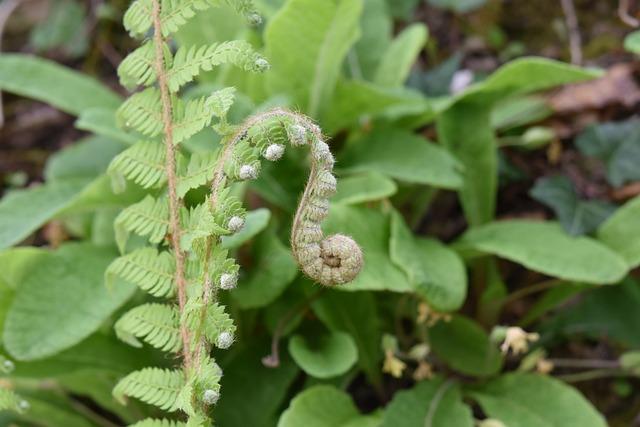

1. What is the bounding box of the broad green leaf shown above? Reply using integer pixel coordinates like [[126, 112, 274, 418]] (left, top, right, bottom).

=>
[[519, 283, 589, 327], [530, 175, 615, 236], [323, 205, 412, 292], [29, 0, 87, 57], [232, 226, 298, 308], [221, 208, 271, 249], [339, 128, 463, 189], [352, 0, 392, 80], [438, 59, 601, 226], [427, 0, 486, 13], [374, 24, 428, 87], [3, 244, 135, 360], [265, 0, 364, 117], [288, 331, 358, 378], [469, 373, 606, 427], [457, 220, 628, 284], [333, 172, 397, 205], [0, 179, 90, 250], [0, 54, 121, 115], [624, 30, 640, 54], [390, 211, 467, 312], [598, 195, 640, 268], [386, 0, 421, 18], [278, 385, 366, 427], [381, 377, 473, 427], [541, 278, 640, 347], [576, 120, 640, 187], [429, 315, 503, 377], [313, 291, 382, 386], [13, 390, 95, 427], [217, 341, 299, 427], [325, 79, 433, 132], [75, 108, 138, 144], [45, 136, 125, 181]]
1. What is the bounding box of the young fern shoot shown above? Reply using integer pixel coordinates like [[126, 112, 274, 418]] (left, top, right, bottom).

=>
[[106, 0, 362, 425]]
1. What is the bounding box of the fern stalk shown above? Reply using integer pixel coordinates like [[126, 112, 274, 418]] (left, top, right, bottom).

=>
[[150, 0, 192, 369]]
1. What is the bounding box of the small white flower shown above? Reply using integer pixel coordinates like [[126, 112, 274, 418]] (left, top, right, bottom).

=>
[[202, 389, 220, 405], [2, 360, 15, 373], [219, 272, 238, 290], [264, 144, 285, 161], [239, 164, 258, 180], [217, 331, 235, 349], [227, 216, 245, 233], [254, 58, 270, 72], [500, 327, 540, 355]]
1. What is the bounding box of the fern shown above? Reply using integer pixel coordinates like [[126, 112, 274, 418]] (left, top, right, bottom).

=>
[[130, 419, 186, 427], [123, 0, 153, 37], [115, 195, 170, 252], [117, 88, 164, 137], [177, 151, 218, 198], [114, 367, 184, 411], [108, 141, 168, 192], [106, 247, 176, 297], [167, 41, 268, 92], [0, 388, 27, 414], [173, 96, 215, 144], [115, 303, 182, 352]]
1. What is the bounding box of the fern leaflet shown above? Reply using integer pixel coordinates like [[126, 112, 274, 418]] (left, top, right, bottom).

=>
[[173, 97, 215, 145], [108, 141, 168, 192], [177, 150, 218, 198], [106, 247, 176, 297], [117, 88, 164, 137], [115, 195, 170, 252], [0, 388, 27, 414], [130, 419, 186, 427], [114, 367, 184, 411], [115, 303, 182, 352]]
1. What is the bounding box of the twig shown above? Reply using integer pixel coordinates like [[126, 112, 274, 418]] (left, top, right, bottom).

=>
[[555, 368, 624, 383], [548, 358, 620, 369], [150, 0, 192, 370], [619, 0, 640, 27], [0, 0, 24, 129], [560, 0, 583, 65], [502, 279, 562, 306]]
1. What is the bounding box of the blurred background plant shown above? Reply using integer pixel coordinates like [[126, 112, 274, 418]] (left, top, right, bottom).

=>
[[1, 0, 640, 426]]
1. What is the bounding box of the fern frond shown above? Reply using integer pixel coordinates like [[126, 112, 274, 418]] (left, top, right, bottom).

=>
[[114, 367, 184, 411], [177, 151, 218, 198], [204, 303, 236, 345], [173, 97, 215, 145], [108, 141, 168, 192], [123, 0, 153, 37], [118, 42, 173, 89], [180, 202, 225, 253], [115, 195, 170, 252], [106, 247, 176, 297], [117, 88, 164, 137], [159, 0, 222, 36], [130, 419, 185, 427], [115, 303, 182, 352], [167, 41, 267, 92], [0, 388, 27, 414]]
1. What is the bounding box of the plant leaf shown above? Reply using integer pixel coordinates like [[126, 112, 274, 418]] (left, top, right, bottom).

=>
[[374, 23, 428, 87], [598, 195, 640, 268], [288, 331, 358, 378], [333, 172, 398, 205]]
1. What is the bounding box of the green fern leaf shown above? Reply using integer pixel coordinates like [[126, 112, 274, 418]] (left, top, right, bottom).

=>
[[160, 0, 221, 36], [177, 151, 218, 198], [106, 247, 176, 297], [113, 367, 184, 411], [117, 88, 164, 137], [180, 202, 227, 252], [167, 41, 267, 92], [130, 419, 186, 427], [204, 303, 236, 344], [205, 87, 235, 119], [115, 303, 182, 352], [115, 195, 169, 252], [173, 97, 215, 145], [108, 141, 168, 192], [118, 41, 168, 89], [123, 0, 153, 37], [0, 388, 27, 414]]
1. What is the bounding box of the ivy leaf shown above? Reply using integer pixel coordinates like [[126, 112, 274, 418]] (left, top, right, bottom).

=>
[[0, 54, 121, 115], [339, 128, 463, 189], [390, 210, 467, 312], [288, 331, 358, 378], [576, 120, 640, 187], [278, 385, 370, 427], [457, 220, 628, 285], [381, 377, 473, 427], [333, 172, 397, 205], [598, 195, 640, 268], [530, 175, 616, 236], [3, 244, 135, 360], [323, 205, 412, 292], [265, 0, 364, 117], [429, 315, 503, 377], [468, 373, 606, 427]]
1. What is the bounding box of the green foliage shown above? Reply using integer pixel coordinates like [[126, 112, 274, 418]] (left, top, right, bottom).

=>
[[113, 367, 184, 411], [288, 331, 358, 378], [106, 248, 176, 297], [115, 303, 182, 352]]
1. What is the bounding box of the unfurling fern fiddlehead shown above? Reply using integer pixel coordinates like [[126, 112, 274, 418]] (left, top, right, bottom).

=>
[[106, 0, 362, 425]]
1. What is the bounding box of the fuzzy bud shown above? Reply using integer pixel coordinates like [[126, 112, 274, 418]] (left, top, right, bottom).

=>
[[239, 164, 258, 180], [18, 400, 29, 411], [316, 171, 337, 197], [202, 389, 220, 405], [219, 272, 238, 290], [288, 124, 307, 146], [227, 216, 245, 233], [2, 360, 14, 373], [312, 141, 334, 166], [264, 144, 285, 161], [216, 331, 234, 349], [254, 58, 270, 72], [247, 13, 262, 26]]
